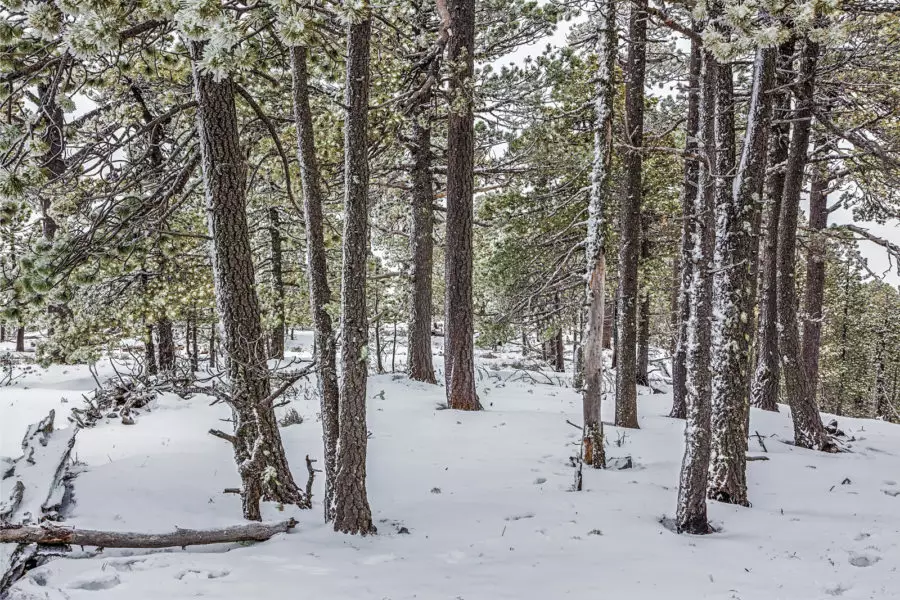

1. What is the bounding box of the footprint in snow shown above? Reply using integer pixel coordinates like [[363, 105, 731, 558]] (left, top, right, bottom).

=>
[[848, 551, 881, 568]]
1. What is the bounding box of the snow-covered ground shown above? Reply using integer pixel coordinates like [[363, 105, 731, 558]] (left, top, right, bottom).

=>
[[2, 336, 899, 599]]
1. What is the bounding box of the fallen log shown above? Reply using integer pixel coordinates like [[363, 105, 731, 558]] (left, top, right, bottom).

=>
[[0, 519, 297, 548]]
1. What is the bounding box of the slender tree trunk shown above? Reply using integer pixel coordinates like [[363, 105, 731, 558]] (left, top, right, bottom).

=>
[[333, 14, 376, 535], [553, 293, 565, 373], [708, 47, 775, 507], [157, 316, 175, 372], [0, 325, 5, 343], [671, 31, 701, 420], [406, 6, 438, 384], [374, 284, 385, 374], [776, 32, 835, 452], [800, 142, 830, 404], [268, 207, 286, 360], [444, 0, 481, 411], [16, 327, 25, 352], [290, 45, 340, 521], [209, 323, 217, 369], [614, 0, 647, 429], [582, 0, 616, 468], [675, 43, 717, 535], [391, 320, 398, 373], [190, 315, 199, 371], [189, 41, 305, 520], [145, 325, 157, 375], [636, 217, 651, 387], [751, 38, 795, 413]]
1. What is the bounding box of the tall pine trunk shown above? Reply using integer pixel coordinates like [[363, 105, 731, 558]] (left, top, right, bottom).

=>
[[406, 4, 438, 385], [157, 316, 175, 372], [671, 31, 701, 420], [614, 0, 647, 429], [582, 0, 617, 469], [776, 32, 835, 452], [800, 143, 830, 404], [675, 42, 717, 535], [189, 41, 306, 520], [708, 47, 776, 506], [268, 207, 286, 360], [444, 0, 481, 411], [751, 39, 795, 412], [333, 14, 376, 535], [289, 45, 341, 521]]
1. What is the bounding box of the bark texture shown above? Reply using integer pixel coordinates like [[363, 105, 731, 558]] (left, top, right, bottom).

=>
[[268, 207, 286, 360], [333, 16, 376, 535], [444, 0, 481, 411], [751, 39, 795, 412], [671, 32, 701, 420], [406, 6, 438, 385], [775, 34, 835, 452], [675, 46, 716, 535], [290, 45, 340, 521], [708, 47, 775, 507], [190, 41, 305, 520], [614, 0, 647, 429], [801, 144, 830, 406], [156, 316, 175, 371], [582, 0, 616, 469]]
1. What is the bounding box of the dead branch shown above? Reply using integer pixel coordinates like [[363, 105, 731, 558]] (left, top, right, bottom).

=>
[[0, 520, 297, 548]]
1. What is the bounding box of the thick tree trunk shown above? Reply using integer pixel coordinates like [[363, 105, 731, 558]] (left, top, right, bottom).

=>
[[290, 45, 340, 521], [406, 7, 438, 384], [800, 144, 830, 404], [332, 16, 376, 536], [268, 207, 286, 360], [708, 47, 775, 507], [156, 316, 175, 372], [671, 31, 701, 420], [16, 327, 24, 352], [751, 39, 795, 412], [582, 0, 616, 468], [444, 0, 481, 411], [614, 0, 647, 429], [675, 45, 717, 535], [190, 41, 305, 520], [776, 33, 835, 452]]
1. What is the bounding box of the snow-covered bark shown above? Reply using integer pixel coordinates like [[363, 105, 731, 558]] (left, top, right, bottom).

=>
[[708, 47, 776, 507], [614, 0, 647, 430], [675, 45, 717, 535], [444, 0, 481, 411], [333, 14, 376, 535], [671, 32, 702, 420], [582, 0, 617, 468], [189, 41, 306, 520], [776, 32, 836, 452], [751, 39, 795, 413]]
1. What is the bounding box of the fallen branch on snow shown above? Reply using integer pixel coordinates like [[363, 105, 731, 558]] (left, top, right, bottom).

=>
[[0, 520, 297, 548]]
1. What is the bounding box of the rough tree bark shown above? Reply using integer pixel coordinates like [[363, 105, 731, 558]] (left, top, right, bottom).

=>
[[675, 42, 717, 535], [189, 41, 306, 520], [614, 0, 647, 429], [800, 141, 831, 405], [636, 212, 652, 387], [144, 323, 157, 376], [775, 32, 836, 452], [289, 45, 340, 521], [708, 46, 776, 507], [582, 0, 616, 469], [671, 30, 701, 420], [16, 327, 25, 352], [751, 38, 795, 412], [156, 316, 175, 371], [406, 2, 438, 384], [332, 13, 376, 535], [268, 207, 286, 360], [444, 0, 481, 411]]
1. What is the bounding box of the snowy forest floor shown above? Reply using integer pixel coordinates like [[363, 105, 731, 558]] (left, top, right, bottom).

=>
[[2, 335, 899, 599]]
